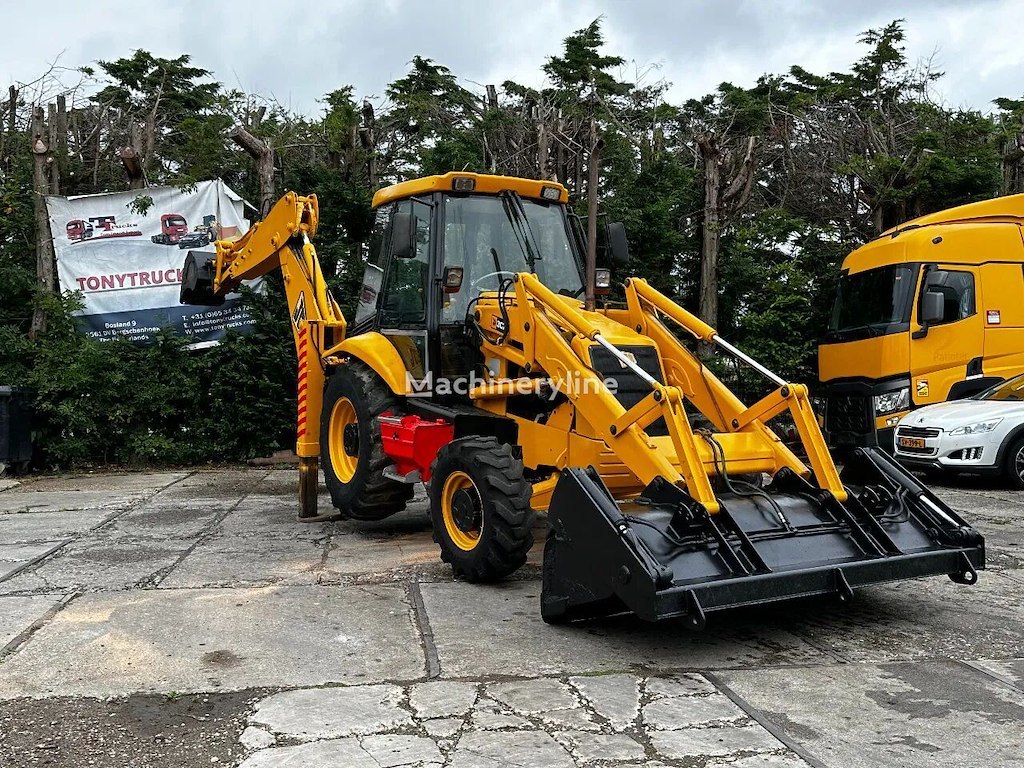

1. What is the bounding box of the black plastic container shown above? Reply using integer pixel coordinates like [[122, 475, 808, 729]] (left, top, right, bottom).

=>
[[0, 386, 32, 472]]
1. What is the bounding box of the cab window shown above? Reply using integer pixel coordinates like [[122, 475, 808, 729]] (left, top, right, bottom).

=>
[[921, 269, 975, 325], [354, 203, 393, 324], [379, 199, 430, 327]]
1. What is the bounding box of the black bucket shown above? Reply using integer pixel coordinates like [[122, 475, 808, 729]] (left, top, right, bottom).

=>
[[179, 251, 224, 306], [541, 447, 984, 628]]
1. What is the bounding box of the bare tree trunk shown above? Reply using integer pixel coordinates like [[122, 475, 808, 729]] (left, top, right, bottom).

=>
[[46, 102, 60, 194], [536, 107, 550, 180], [697, 133, 721, 331], [119, 145, 146, 188], [1, 85, 17, 170], [697, 133, 757, 333], [230, 125, 275, 216], [361, 99, 377, 189], [30, 107, 56, 339], [584, 119, 601, 311]]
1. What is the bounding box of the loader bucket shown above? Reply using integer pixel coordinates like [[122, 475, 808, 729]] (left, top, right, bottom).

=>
[[179, 251, 225, 306], [541, 447, 984, 627]]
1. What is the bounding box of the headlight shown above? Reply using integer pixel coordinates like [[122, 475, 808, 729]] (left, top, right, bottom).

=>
[[949, 418, 1002, 436], [873, 387, 909, 415]]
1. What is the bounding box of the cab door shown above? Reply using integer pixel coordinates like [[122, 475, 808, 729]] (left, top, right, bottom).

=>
[[376, 198, 433, 387], [909, 265, 983, 404]]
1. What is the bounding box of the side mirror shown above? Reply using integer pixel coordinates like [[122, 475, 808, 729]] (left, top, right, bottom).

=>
[[442, 266, 464, 294], [921, 289, 945, 325], [606, 222, 630, 265], [392, 212, 417, 259]]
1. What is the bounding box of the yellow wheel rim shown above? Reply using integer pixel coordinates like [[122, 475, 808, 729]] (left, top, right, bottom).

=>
[[328, 397, 358, 483], [441, 471, 482, 551]]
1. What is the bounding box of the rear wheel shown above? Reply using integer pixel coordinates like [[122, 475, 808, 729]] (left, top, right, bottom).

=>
[[429, 437, 534, 582], [320, 361, 414, 520], [1004, 436, 1024, 490]]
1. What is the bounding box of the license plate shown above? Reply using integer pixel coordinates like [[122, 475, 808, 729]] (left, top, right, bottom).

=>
[[899, 436, 926, 450]]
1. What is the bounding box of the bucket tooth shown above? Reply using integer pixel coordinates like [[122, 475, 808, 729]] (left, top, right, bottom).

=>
[[542, 451, 984, 626]]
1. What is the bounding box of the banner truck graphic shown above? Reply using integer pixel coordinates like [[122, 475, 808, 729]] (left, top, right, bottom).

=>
[[46, 179, 259, 346]]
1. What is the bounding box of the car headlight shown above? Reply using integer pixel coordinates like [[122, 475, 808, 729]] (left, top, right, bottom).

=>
[[949, 418, 1002, 436], [873, 387, 909, 415]]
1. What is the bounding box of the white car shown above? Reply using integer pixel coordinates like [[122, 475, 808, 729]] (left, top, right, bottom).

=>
[[894, 373, 1024, 488]]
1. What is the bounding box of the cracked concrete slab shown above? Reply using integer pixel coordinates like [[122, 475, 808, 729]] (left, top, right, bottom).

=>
[[420, 580, 827, 676], [448, 730, 575, 768], [0, 542, 64, 581], [0, 472, 186, 514], [0, 584, 423, 698], [157, 535, 327, 588], [250, 685, 412, 739], [568, 674, 640, 730], [770, 568, 1024, 663], [0, 509, 113, 545], [19, 536, 187, 592], [719, 658, 1024, 768], [0, 594, 64, 650]]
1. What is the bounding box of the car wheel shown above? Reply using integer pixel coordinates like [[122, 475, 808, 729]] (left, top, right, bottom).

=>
[[1003, 436, 1024, 491]]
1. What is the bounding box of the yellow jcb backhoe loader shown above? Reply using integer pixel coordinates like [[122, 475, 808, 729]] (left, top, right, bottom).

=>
[[180, 172, 984, 627]]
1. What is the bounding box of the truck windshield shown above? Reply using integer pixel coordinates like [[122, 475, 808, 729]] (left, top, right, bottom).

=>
[[441, 194, 583, 324], [827, 264, 918, 342]]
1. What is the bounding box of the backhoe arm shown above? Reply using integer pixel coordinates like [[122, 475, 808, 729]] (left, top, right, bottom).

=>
[[180, 191, 347, 519]]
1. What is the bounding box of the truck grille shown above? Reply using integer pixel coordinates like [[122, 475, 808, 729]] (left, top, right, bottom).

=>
[[826, 394, 871, 436]]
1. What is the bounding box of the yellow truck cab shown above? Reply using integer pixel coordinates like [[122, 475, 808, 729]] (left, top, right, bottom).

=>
[[819, 195, 1024, 449]]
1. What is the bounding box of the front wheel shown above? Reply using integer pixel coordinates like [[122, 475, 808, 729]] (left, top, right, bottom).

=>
[[429, 437, 535, 582], [1004, 436, 1024, 490]]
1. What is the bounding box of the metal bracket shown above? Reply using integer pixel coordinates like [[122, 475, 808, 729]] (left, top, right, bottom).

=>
[[833, 568, 855, 602], [949, 551, 979, 585], [684, 590, 707, 630]]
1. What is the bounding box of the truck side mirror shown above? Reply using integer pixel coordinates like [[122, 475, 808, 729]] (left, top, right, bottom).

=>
[[921, 289, 945, 325], [392, 212, 417, 259], [606, 222, 630, 265]]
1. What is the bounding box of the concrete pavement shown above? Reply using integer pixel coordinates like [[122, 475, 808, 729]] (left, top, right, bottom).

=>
[[0, 468, 1021, 767]]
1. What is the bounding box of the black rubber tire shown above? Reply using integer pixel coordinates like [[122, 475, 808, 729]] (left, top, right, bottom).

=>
[[1004, 435, 1024, 491], [428, 437, 535, 582], [320, 361, 414, 520]]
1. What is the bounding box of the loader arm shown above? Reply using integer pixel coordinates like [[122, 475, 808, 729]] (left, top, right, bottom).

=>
[[473, 272, 845, 513], [180, 192, 347, 516]]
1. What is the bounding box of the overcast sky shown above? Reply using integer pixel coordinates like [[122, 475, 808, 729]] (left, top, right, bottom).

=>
[[5, 0, 1023, 115]]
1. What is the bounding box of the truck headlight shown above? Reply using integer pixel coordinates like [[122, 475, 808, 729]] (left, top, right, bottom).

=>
[[873, 387, 909, 415], [949, 418, 1002, 436]]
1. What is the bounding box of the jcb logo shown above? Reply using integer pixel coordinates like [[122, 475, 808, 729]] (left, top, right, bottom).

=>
[[291, 293, 307, 329]]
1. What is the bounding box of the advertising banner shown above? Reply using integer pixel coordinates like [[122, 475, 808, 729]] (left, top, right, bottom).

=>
[[47, 180, 259, 346]]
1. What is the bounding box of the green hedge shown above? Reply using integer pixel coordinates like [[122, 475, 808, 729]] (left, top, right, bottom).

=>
[[1, 284, 297, 469]]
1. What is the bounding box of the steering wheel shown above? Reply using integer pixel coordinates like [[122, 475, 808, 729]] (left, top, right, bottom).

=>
[[471, 270, 516, 290]]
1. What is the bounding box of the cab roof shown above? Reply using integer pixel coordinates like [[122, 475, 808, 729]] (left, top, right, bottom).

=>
[[844, 194, 1024, 274], [371, 172, 569, 208]]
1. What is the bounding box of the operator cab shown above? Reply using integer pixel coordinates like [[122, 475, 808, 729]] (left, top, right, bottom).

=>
[[352, 172, 584, 398]]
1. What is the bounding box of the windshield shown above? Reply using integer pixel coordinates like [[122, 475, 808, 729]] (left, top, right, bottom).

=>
[[827, 264, 918, 342], [441, 194, 583, 324], [975, 374, 1024, 401]]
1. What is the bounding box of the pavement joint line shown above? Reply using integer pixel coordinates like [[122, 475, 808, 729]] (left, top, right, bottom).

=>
[[0, 472, 196, 586], [144, 471, 272, 588], [703, 670, 831, 768], [406, 578, 441, 679], [0, 538, 74, 586], [0, 591, 79, 661], [955, 658, 1023, 692]]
